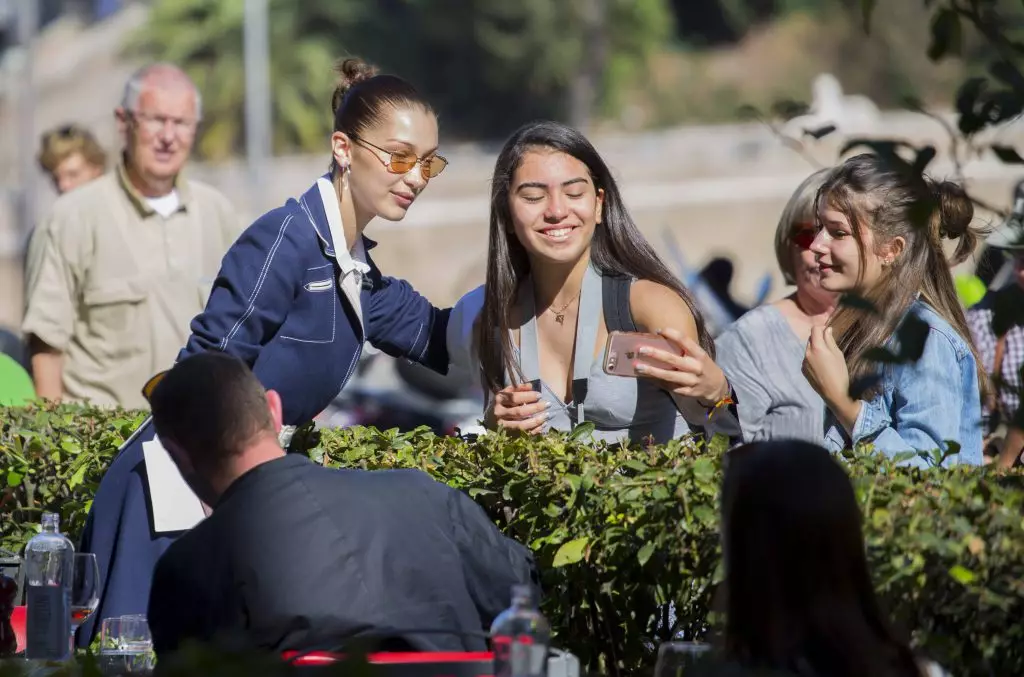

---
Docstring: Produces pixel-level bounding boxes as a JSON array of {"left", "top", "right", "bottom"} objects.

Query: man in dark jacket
[{"left": 145, "top": 352, "right": 537, "bottom": 657}]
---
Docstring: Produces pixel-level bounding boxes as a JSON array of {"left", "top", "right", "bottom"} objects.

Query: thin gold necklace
[{"left": 548, "top": 291, "right": 581, "bottom": 325}]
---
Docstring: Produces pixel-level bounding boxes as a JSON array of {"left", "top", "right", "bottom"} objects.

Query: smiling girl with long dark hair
[{"left": 451, "top": 120, "right": 739, "bottom": 443}]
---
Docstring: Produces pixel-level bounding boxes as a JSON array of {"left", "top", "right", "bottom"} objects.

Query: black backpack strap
[
  {"left": 601, "top": 273, "right": 740, "bottom": 443},
  {"left": 602, "top": 274, "right": 638, "bottom": 333}
]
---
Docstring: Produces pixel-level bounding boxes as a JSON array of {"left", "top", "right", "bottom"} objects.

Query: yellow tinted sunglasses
[{"left": 141, "top": 370, "right": 168, "bottom": 404}]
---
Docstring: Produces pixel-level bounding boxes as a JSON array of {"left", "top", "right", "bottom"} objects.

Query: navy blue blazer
[
  {"left": 78, "top": 177, "right": 451, "bottom": 645},
  {"left": 180, "top": 175, "right": 450, "bottom": 424}
]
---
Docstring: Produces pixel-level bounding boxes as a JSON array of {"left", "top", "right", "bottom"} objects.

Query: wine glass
[
  {"left": 654, "top": 641, "right": 713, "bottom": 677},
  {"left": 70, "top": 553, "right": 100, "bottom": 649}
]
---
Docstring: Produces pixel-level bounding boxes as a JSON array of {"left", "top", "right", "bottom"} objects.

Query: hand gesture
[
  {"left": 802, "top": 325, "right": 850, "bottom": 408},
  {"left": 633, "top": 328, "right": 730, "bottom": 406},
  {"left": 485, "top": 382, "right": 550, "bottom": 434}
]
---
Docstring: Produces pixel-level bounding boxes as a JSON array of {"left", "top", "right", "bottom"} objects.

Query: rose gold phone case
[{"left": 603, "top": 331, "right": 677, "bottom": 377}]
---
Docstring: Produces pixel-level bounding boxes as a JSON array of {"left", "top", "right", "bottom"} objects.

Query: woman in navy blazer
[{"left": 77, "top": 57, "right": 453, "bottom": 644}]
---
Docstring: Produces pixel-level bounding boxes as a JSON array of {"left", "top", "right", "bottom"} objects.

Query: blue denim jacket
[
  {"left": 178, "top": 175, "right": 450, "bottom": 425},
  {"left": 824, "top": 300, "right": 983, "bottom": 467}
]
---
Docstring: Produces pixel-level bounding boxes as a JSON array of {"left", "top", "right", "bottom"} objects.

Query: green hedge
[{"left": 3, "top": 403, "right": 1024, "bottom": 677}]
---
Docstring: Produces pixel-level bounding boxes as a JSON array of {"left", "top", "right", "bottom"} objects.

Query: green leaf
[
  {"left": 949, "top": 564, "right": 977, "bottom": 585},
  {"left": 863, "top": 347, "right": 906, "bottom": 365},
  {"left": 804, "top": 124, "right": 837, "bottom": 140},
  {"left": 68, "top": 463, "right": 88, "bottom": 490},
  {"left": 928, "top": 9, "right": 962, "bottom": 61},
  {"left": 568, "top": 422, "right": 596, "bottom": 441},
  {"left": 706, "top": 433, "right": 730, "bottom": 455},
  {"left": 770, "top": 99, "right": 809, "bottom": 121},
  {"left": 553, "top": 537, "right": 589, "bottom": 567},
  {"left": 6, "top": 471, "right": 23, "bottom": 487},
  {"left": 956, "top": 78, "right": 989, "bottom": 136},
  {"left": 637, "top": 542, "right": 656, "bottom": 567},
  {"left": 563, "top": 474, "right": 582, "bottom": 492},
  {"left": 691, "top": 457, "right": 715, "bottom": 483}
]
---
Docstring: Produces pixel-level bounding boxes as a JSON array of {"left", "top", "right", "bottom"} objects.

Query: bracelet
[{"left": 706, "top": 395, "right": 735, "bottom": 421}]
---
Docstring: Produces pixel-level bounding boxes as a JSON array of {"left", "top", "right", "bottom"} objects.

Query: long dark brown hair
[
  {"left": 817, "top": 153, "right": 986, "bottom": 396},
  {"left": 476, "top": 120, "right": 713, "bottom": 392},
  {"left": 721, "top": 441, "right": 927, "bottom": 677}
]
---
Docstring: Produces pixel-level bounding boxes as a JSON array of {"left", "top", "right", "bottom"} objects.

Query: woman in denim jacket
[{"left": 802, "top": 153, "right": 985, "bottom": 467}]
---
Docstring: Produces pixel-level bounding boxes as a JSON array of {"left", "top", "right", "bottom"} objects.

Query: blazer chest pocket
[
  {"left": 82, "top": 278, "right": 148, "bottom": 358},
  {"left": 280, "top": 265, "right": 337, "bottom": 344}
]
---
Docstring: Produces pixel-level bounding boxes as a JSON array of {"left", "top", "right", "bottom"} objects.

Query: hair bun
[
  {"left": 932, "top": 180, "right": 973, "bottom": 239},
  {"left": 331, "top": 57, "right": 379, "bottom": 115},
  {"left": 930, "top": 179, "right": 977, "bottom": 265}
]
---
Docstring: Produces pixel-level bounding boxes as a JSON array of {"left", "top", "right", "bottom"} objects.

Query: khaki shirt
[{"left": 22, "top": 162, "right": 242, "bottom": 409}]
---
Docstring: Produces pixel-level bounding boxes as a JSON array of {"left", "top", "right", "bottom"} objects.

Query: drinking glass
[
  {"left": 98, "top": 615, "right": 154, "bottom": 673},
  {"left": 70, "top": 553, "right": 100, "bottom": 651},
  {"left": 654, "top": 641, "right": 713, "bottom": 677}
]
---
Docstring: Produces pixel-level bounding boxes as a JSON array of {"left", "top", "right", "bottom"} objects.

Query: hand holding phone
[{"left": 603, "top": 331, "right": 680, "bottom": 377}]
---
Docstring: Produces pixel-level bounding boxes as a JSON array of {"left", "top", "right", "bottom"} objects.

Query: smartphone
[{"left": 603, "top": 331, "right": 678, "bottom": 377}]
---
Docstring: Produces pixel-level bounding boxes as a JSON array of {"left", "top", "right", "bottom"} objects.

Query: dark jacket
[
  {"left": 78, "top": 177, "right": 452, "bottom": 645},
  {"left": 179, "top": 174, "right": 450, "bottom": 423},
  {"left": 147, "top": 455, "right": 536, "bottom": 657}
]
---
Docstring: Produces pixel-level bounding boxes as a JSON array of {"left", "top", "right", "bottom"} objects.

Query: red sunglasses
[{"left": 791, "top": 226, "right": 818, "bottom": 250}]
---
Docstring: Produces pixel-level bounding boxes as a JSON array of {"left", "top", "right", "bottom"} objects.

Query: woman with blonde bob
[
  {"left": 716, "top": 168, "right": 839, "bottom": 443},
  {"left": 802, "top": 153, "right": 985, "bottom": 466}
]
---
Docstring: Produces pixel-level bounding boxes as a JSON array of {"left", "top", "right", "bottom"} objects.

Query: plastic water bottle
[
  {"left": 491, "top": 585, "right": 550, "bottom": 677},
  {"left": 24, "top": 512, "right": 74, "bottom": 660}
]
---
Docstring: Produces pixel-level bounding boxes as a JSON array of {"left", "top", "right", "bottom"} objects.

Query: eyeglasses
[
  {"left": 350, "top": 135, "right": 448, "bottom": 180},
  {"left": 141, "top": 370, "right": 168, "bottom": 403},
  {"left": 791, "top": 225, "right": 818, "bottom": 250},
  {"left": 128, "top": 110, "right": 199, "bottom": 138}
]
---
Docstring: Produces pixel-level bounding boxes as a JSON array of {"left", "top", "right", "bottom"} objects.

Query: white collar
[{"left": 316, "top": 177, "right": 370, "bottom": 275}]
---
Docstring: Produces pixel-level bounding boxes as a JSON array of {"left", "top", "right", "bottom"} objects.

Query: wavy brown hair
[
  {"left": 476, "top": 120, "right": 713, "bottom": 393},
  {"left": 816, "top": 153, "right": 986, "bottom": 396}
]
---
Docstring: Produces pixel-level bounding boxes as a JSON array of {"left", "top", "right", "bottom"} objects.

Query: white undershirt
[{"left": 145, "top": 189, "right": 181, "bottom": 218}]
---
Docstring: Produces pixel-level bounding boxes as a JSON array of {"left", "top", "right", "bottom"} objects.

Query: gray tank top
[{"left": 511, "top": 264, "right": 691, "bottom": 445}]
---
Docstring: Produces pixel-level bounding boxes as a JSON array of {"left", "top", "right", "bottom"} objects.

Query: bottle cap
[{"left": 40, "top": 513, "right": 59, "bottom": 531}]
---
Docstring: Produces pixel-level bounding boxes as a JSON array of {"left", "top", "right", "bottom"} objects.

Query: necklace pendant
[{"left": 555, "top": 313, "right": 565, "bottom": 325}]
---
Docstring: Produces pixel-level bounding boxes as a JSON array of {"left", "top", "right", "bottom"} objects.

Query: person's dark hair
[
  {"left": 476, "top": 120, "right": 714, "bottom": 392},
  {"left": 816, "top": 153, "right": 986, "bottom": 398},
  {"left": 720, "top": 441, "right": 925, "bottom": 677},
  {"left": 329, "top": 57, "right": 434, "bottom": 173},
  {"left": 38, "top": 124, "right": 107, "bottom": 173},
  {"left": 149, "top": 353, "right": 275, "bottom": 474}
]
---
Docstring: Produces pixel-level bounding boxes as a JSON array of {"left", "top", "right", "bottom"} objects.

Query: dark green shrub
[{"left": 2, "top": 404, "right": 1023, "bottom": 676}]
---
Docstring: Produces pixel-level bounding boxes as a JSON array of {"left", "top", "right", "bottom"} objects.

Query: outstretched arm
[{"left": 365, "top": 265, "right": 451, "bottom": 375}]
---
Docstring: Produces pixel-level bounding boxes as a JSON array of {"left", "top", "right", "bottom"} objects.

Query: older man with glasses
[
  {"left": 968, "top": 180, "right": 1024, "bottom": 468},
  {"left": 22, "top": 62, "right": 242, "bottom": 410}
]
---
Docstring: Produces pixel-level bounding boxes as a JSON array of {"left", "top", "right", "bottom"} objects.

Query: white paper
[{"left": 143, "top": 436, "right": 206, "bottom": 533}]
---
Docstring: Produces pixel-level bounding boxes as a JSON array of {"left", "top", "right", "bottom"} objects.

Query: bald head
[{"left": 121, "top": 63, "right": 203, "bottom": 120}]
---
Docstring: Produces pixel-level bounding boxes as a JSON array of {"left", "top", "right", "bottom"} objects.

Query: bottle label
[
  {"left": 493, "top": 635, "right": 548, "bottom": 677},
  {"left": 25, "top": 585, "right": 70, "bottom": 660}
]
